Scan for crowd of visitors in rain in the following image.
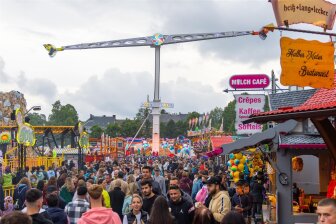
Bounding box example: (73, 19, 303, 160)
(0, 157, 335, 224)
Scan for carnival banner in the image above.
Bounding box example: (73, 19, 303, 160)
(271, 0, 336, 30)
(280, 37, 334, 89)
(235, 94, 265, 135)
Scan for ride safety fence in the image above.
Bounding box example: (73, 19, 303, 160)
(2, 156, 64, 173)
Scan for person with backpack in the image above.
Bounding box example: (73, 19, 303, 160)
(13, 177, 32, 210)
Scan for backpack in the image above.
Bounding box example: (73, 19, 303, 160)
(13, 185, 28, 210)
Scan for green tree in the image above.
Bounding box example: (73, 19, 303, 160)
(175, 120, 188, 137)
(27, 113, 47, 126)
(136, 108, 151, 138)
(187, 111, 200, 120)
(90, 125, 104, 138)
(120, 119, 140, 137)
(223, 100, 236, 133)
(165, 119, 176, 138)
(209, 107, 224, 130)
(48, 100, 79, 125)
(105, 123, 122, 137)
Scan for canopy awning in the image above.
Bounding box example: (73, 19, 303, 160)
(221, 119, 298, 155)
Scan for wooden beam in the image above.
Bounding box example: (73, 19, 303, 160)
(311, 118, 336, 162)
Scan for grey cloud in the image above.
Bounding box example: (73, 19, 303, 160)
(158, 1, 280, 66)
(0, 57, 10, 82)
(17, 72, 57, 101)
(62, 68, 230, 119)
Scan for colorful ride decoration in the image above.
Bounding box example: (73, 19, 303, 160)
(227, 149, 265, 183)
(78, 122, 90, 149)
(151, 33, 165, 46)
(15, 109, 36, 146)
(0, 131, 11, 144)
(292, 157, 304, 172)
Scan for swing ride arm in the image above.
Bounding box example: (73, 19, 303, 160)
(44, 30, 258, 56)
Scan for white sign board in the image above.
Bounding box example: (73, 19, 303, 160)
(235, 94, 265, 135)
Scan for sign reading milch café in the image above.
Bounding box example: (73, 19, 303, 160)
(280, 37, 334, 89)
(271, 0, 336, 30)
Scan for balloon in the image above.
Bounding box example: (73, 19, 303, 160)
(240, 157, 246, 164)
(238, 164, 244, 171)
(229, 172, 233, 178)
(229, 153, 235, 160)
(235, 153, 243, 159)
(234, 159, 240, 165)
(231, 165, 237, 172)
(227, 161, 232, 167)
(230, 160, 235, 165)
(249, 147, 257, 152)
(233, 171, 240, 178)
(233, 177, 239, 183)
(254, 166, 259, 171)
(249, 168, 254, 174)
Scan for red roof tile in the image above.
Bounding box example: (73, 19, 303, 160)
(252, 77, 336, 117)
(210, 136, 234, 149)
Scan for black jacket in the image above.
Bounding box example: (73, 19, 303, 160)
(250, 179, 265, 203)
(0, 184, 4, 211)
(125, 210, 148, 224)
(30, 213, 53, 224)
(46, 206, 68, 224)
(168, 197, 194, 224)
(231, 193, 250, 217)
(109, 187, 125, 220)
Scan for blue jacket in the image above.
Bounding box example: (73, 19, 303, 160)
(191, 178, 203, 200)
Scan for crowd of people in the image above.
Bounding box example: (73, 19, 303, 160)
(0, 157, 335, 224)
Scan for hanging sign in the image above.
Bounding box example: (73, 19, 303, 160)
(235, 95, 265, 135)
(229, 74, 270, 89)
(270, 0, 336, 30)
(15, 109, 36, 146)
(280, 37, 335, 89)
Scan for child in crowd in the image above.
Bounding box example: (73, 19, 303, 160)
(231, 182, 250, 221)
(1, 196, 14, 217)
(243, 182, 253, 224)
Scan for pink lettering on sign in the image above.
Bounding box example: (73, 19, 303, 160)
(229, 74, 270, 89)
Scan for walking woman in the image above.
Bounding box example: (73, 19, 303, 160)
(148, 196, 174, 224)
(123, 194, 149, 224)
(60, 177, 75, 204)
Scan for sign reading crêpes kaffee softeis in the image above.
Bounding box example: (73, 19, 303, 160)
(280, 37, 335, 89)
(235, 95, 265, 135)
(271, 0, 336, 30)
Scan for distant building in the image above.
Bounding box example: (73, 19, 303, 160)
(148, 113, 188, 123)
(84, 114, 117, 132)
(84, 113, 188, 132)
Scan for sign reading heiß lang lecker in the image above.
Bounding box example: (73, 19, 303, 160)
(235, 94, 265, 135)
(271, 0, 336, 30)
(280, 37, 334, 89)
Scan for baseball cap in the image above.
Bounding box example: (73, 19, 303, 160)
(206, 176, 221, 185)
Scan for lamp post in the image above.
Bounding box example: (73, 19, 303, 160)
(25, 106, 41, 115)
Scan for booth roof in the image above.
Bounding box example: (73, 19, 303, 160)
(246, 81, 336, 124)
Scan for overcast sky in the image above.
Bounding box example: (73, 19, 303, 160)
(0, 0, 335, 120)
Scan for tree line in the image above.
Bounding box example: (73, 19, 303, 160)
(27, 96, 269, 139)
